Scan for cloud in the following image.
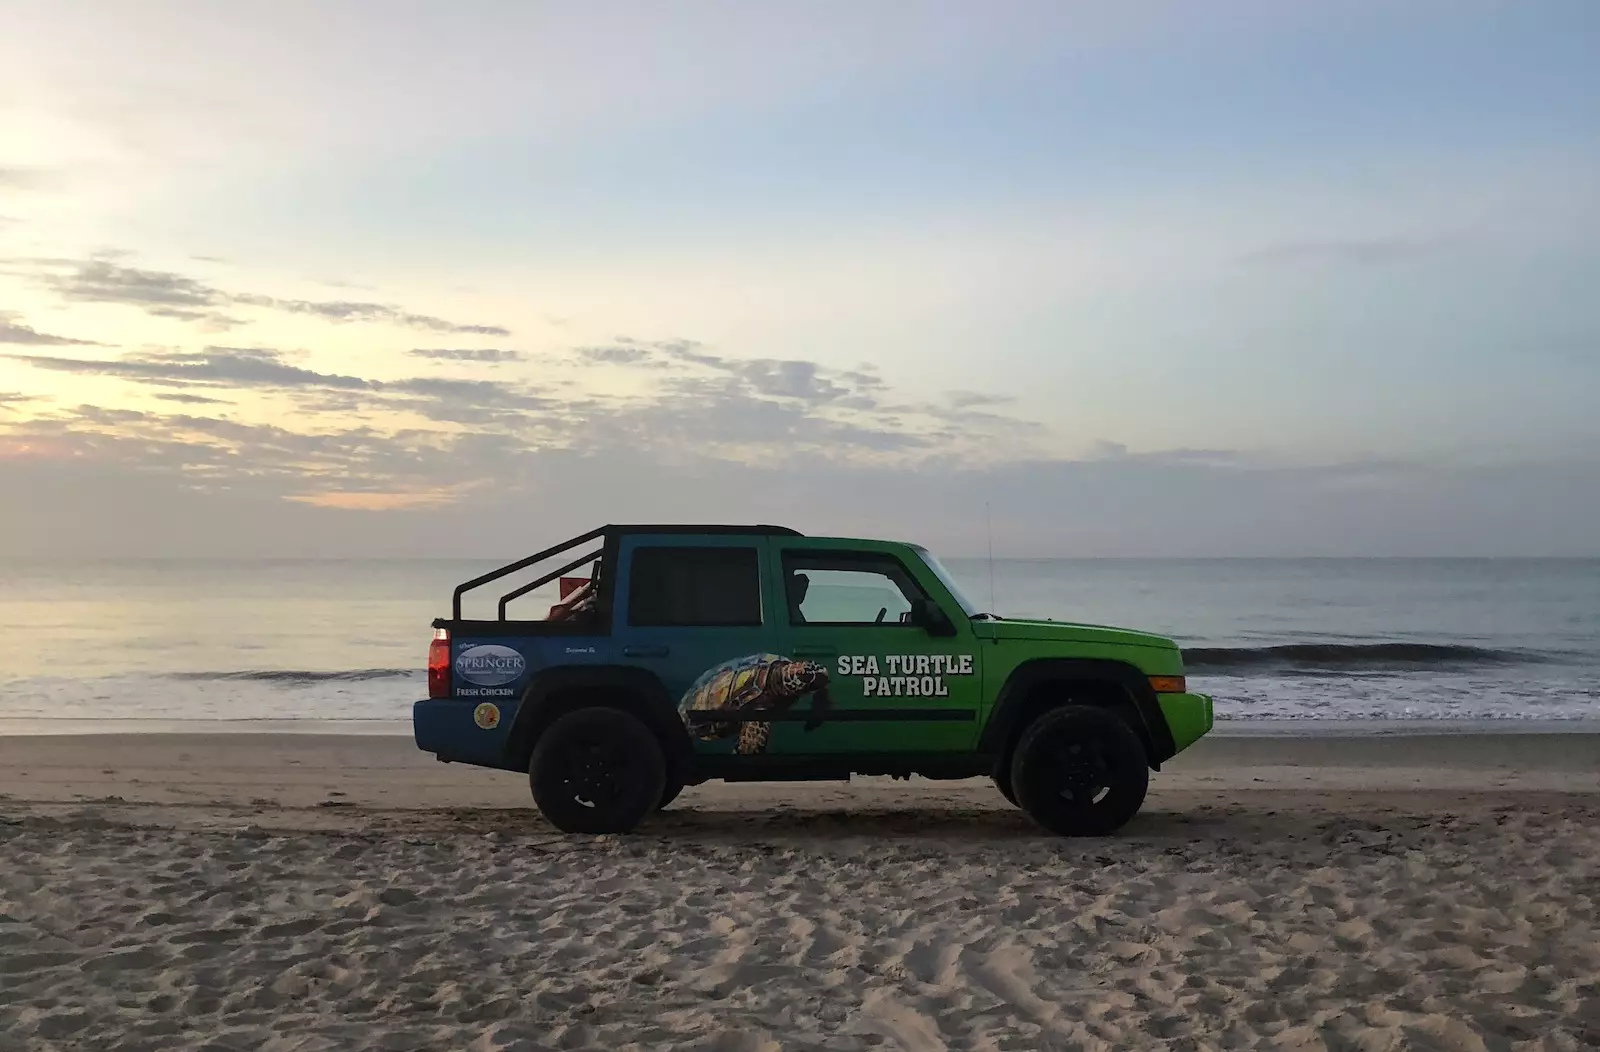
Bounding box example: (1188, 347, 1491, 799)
(5, 346, 374, 390)
(1090, 439, 1240, 467)
(386, 375, 562, 423)
(557, 337, 944, 449)
(1091, 439, 1129, 459)
(152, 392, 229, 405)
(576, 336, 886, 408)
(1145, 447, 1242, 466)
(0, 333, 1057, 529)
(948, 391, 1015, 409)
(1239, 236, 1453, 268)
(654, 339, 731, 368)
(408, 347, 525, 362)
(234, 293, 511, 334)
(574, 344, 664, 366)
(556, 335, 1047, 456)
(5, 331, 1596, 559)
(3, 345, 569, 432)
(733, 359, 855, 404)
(0, 391, 38, 412)
(0, 312, 103, 346)
(573, 337, 733, 369)
(0, 167, 52, 192)
(10, 256, 511, 335)
(4, 410, 1596, 559)
(34, 259, 217, 319)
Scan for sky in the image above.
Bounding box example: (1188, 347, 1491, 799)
(1, 0, 1597, 558)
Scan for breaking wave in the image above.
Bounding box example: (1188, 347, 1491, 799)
(1183, 643, 1540, 673)
(168, 669, 419, 684)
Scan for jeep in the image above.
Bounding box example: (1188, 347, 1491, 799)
(413, 524, 1214, 835)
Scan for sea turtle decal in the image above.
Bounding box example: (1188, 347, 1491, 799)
(679, 652, 833, 755)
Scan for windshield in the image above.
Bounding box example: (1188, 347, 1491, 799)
(912, 547, 980, 617)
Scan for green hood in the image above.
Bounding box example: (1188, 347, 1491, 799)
(973, 617, 1179, 652)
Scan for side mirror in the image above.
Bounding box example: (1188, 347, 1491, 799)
(908, 598, 957, 637)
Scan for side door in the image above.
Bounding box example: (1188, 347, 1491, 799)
(766, 542, 982, 754)
(610, 535, 776, 754)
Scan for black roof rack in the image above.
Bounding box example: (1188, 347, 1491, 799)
(450, 524, 802, 620)
(601, 524, 802, 536)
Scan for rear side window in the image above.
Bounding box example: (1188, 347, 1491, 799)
(627, 547, 762, 627)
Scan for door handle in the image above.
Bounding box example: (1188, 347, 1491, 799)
(791, 646, 837, 657)
(622, 645, 670, 658)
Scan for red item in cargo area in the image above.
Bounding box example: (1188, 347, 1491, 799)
(559, 577, 589, 599)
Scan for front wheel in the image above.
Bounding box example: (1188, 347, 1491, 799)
(1010, 705, 1149, 836)
(992, 772, 1017, 806)
(529, 707, 667, 834)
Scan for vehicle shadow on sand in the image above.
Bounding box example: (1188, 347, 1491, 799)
(631, 802, 1435, 848)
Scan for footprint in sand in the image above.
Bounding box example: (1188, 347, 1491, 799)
(861, 988, 949, 1052)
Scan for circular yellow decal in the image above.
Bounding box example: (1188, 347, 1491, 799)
(473, 703, 501, 730)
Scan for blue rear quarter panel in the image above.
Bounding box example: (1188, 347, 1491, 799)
(414, 633, 611, 768)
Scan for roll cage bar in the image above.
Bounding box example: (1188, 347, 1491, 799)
(449, 524, 803, 621)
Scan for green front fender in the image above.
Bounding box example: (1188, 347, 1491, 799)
(1157, 692, 1214, 754)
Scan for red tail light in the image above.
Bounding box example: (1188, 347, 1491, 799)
(427, 628, 451, 698)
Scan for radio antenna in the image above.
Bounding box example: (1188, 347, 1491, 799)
(986, 500, 997, 613)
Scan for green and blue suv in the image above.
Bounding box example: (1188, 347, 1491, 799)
(414, 525, 1214, 836)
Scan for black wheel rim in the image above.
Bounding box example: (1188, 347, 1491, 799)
(1033, 728, 1117, 808)
(555, 735, 629, 808)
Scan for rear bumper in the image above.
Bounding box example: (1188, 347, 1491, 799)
(1156, 691, 1213, 754)
(412, 698, 519, 768)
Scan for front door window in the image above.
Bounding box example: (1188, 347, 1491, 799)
(788, 564, 914, 626)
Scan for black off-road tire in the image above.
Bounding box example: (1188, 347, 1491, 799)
(1010, 705, 1149, 837)
(529, 706, 667, 834)
(992, 772, 1018, 806)
(658, 778, 685, 810)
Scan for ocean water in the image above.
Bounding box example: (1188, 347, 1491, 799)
(0, 558, 1595, 732)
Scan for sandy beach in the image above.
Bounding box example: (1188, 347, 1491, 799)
(3, 731, 1598, 1051)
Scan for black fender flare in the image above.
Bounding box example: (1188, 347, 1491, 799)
(980, 658, 1177, 768)
(502, 664, 694, 774)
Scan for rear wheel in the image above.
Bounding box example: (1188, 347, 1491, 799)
(529, 707, 666, 834)
(992, 772, 1018, 806)
(1010, 705, 1148, 836)
(658, 778, 685, 810)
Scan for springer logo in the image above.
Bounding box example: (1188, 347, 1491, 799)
(454, 644, 526, 687)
